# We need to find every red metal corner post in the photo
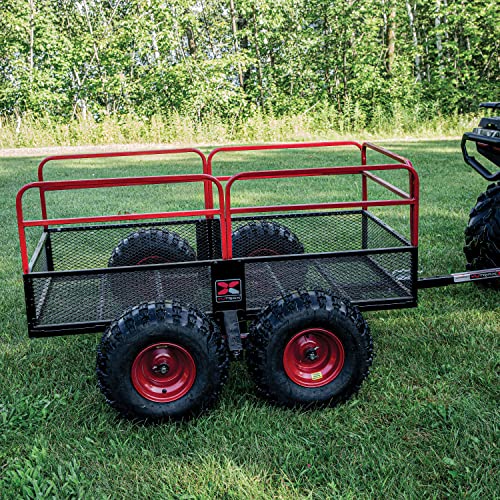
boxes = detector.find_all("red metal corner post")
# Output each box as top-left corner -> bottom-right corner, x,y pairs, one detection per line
16,184 -> 32,274
361,144 -> 368,210
407,160 -> 419,246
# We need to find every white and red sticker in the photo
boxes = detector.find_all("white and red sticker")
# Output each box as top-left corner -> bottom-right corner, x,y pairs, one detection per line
453,269 -> 500,283
215,279 -> 242,303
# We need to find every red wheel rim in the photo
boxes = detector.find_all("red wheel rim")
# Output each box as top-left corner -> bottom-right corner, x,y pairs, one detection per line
131,343 -> 196,402
283,328 -> 345,387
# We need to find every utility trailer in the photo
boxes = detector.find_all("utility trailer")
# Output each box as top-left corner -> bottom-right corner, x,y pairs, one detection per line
17,140 -> 500,421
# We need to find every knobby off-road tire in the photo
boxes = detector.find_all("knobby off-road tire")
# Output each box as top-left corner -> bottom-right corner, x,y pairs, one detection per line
464,182 -> 500,288
107,229 -> 198,306
97,301 -> 228,422
232,221 -> 307,291
246,290 -> 373,408
232,221 -> 304,258
108,228 -> 196,267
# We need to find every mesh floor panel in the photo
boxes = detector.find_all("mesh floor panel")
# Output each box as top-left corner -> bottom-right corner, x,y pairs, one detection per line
245,253 -> 412,310
32,266 -> 211,326
30,252 -> 413,327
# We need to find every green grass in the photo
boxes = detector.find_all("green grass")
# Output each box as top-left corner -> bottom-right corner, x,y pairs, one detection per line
0,140 -> 498,498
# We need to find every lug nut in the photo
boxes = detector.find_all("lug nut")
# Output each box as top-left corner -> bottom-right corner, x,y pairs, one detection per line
152,363 -> 169,375
305,347 -> 319,361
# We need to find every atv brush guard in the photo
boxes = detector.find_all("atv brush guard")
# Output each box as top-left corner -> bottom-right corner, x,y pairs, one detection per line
461,102 -> 500,181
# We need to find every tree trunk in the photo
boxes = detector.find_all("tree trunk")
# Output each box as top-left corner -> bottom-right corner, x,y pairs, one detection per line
147,1 -> 161,63
424,35 -> 431,82
238,11 -> 249,90
199,0 -> 216,57
405,0 -> 422,82
387,2 -> 396,74
442,0 -> 449,42
81,0 -> 108,112
323,13 -> 333,98
186,26 -> 197,56
229,0 -> 244,88
435,0 -> 444,76
252,7 -> 264,107
28,0 -> 35,83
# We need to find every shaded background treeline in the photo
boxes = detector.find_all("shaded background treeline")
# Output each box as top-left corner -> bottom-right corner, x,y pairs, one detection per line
0,0 -> 498,138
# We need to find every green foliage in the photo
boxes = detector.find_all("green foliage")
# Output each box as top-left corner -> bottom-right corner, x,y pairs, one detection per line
0,0 -> 497,129
0,107 -> 480,148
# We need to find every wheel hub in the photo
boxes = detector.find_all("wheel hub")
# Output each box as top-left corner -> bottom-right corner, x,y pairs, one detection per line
131,343 -> 196,402
305,346 -> 320,361
153,363 -> 170,375
283,328 -> 345,387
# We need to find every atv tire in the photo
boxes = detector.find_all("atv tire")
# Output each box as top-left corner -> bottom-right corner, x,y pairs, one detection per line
108,228 -> 196,267
232,221 -> 307,290
464,182 -> 500,288
107,229 -> 199,308
232,221 -> 304,258
97,300 -> 228,422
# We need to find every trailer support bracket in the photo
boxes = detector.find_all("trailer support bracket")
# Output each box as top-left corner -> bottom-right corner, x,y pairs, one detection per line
222,310 -> 243,358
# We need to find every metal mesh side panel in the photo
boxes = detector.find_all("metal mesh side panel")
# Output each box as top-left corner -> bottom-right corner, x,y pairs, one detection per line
44,211 -> 406,272
231,211 -> 408,254
47,219 -> 221,271
368,252 -> 414,294
31,265 -> 211,327
245,251 -> 414,309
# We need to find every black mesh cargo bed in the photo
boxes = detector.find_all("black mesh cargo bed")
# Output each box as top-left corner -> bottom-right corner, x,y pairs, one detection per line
24,210 -> 416,336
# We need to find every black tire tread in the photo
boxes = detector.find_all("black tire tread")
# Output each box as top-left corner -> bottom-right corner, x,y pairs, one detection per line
96,300 -> 228,422
108,228 -> 196,267
246,289 -> 373,408
464,182 -> 500,288
232,221 -> 304,257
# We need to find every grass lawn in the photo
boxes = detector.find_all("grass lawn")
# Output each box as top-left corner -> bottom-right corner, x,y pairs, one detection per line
0,140 -> 498,498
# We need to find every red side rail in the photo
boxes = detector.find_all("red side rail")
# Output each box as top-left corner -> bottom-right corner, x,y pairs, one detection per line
34,141 -> 415,222
36,148 -> 209,222
205,141 -> 364,210
361,142 -> 412,166
25,141 -> 418,265
224,163 -> 419,258
17,174 -> 226,273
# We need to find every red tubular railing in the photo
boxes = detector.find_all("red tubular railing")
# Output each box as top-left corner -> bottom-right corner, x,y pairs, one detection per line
17,174 -> 226,273
361,142 -> 412,166
361,171 -> 412,199
205,141 -> 364,210
37,148 -> 208,222
360,142 -> 419,246
224,163 -> 419,258
18,141 -> 419,270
